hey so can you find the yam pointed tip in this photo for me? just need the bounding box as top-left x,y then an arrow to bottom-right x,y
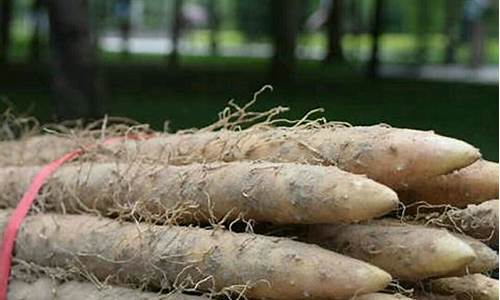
304,248 -> 393,299
342,262 -> 392,297
429,232 -> 477,276
350,181 -> 400,221
363,264 -> 393,294
430,135 -> 481,174
379,268 -> 393,286
381,187 -> 400,212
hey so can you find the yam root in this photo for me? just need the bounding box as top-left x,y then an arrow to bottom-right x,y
8,277 -> 205,300
399,161 -> 498,207
295,221 -> 476,281
0,161 -> 398,224
423,200 -> 499,247
0,210 -> 392,299
430,274 -> 499,300
0,125 -> 480,189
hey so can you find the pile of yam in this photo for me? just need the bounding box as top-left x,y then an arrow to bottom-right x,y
0,102 -> 498,300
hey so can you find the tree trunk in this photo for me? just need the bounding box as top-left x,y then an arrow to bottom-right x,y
443,0 -> 459,64
349,0 -> 361,35
168,0 -> 182,67
348,0 -> 362,62
207,0 -> 219,56
324,0 -> 344,63
47,0 -> 103,121
469,20 -> 484,68
270,0 -> 299,82
118,0 -> 131,59
415,0 -> 429,65
0,0 -> 13,64
29,0 -> 42,63
367,0 -> 383,79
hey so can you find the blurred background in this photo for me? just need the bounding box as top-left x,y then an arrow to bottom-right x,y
0,0 -> 498,160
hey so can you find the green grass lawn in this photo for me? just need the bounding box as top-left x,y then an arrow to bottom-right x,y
1,55 -> 498,161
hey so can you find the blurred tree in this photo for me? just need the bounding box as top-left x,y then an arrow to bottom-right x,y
115,0 -> 131,58
481,0 -> 498,38
299,0 -> 320,32
367,0 -> 383,79
469,22 -> 484,68
236,0 -> 313,41
207,0 -> 219,56
463,0 -> 488,68
271,0 -> 299,81
382,0 -> 406,33
345,0 -> 363,62
29,0 -> 43,63
0,0 -> 12,64
443,0 -> 461,64
324,0 -> 345,63
235,0 -> 271,40
346,0 -> 364,34
47,0 -> 103,120
385,0 -> 442,35
169,0 -> 182,67
415,0 -> 429,64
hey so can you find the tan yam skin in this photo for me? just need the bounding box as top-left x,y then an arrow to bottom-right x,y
398,161 -> 498,207
0,161 -> 398,224
355,293 -> 414,300
0,135 -> 83,167
446,233 -> 498,276
430,274 -> 499,300
0,125 -> 480,189
8,277 -> 205,300
367,220 -> 498,276
413,293 -> 457,300
431,200 -> 499,247
110,126 -> 480,190
298,222 -> 476,281
0,211 -> 392,300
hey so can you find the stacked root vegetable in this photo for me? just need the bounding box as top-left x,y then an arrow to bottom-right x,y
0,99 -> 498,300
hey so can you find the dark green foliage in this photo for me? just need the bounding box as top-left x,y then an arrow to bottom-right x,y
235,0 -> 319,40
235,0 -> 272,40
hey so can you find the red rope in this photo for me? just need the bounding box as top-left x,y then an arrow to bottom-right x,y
0,134 -> 148,299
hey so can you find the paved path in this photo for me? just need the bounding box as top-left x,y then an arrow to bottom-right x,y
100,35 -> 498,84
380,64 -> 498,84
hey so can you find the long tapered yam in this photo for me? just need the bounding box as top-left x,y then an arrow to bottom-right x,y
429,200 -> 499,247
8,278 -> 205,300
296,222 -> 476,281
106,126 -> 481,189
430,275 -> 499,300
0,211 -> 392,300
399,160 -> 498,207
0,161 -> 398,224
0,125 -> 480,189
